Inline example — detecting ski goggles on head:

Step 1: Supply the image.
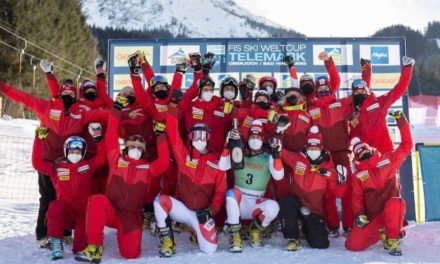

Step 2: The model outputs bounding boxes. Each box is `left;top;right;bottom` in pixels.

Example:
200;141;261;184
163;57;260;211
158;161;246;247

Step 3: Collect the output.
150;75;169;87
189;130;210;141
222;76;238;87
352;79;368;90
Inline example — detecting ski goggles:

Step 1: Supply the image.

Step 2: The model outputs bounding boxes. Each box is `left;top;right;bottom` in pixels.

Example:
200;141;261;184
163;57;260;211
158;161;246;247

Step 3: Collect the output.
66;140;85;151
150;75;169;87
189;130;210;141
222;76;238;87
352;79;368;90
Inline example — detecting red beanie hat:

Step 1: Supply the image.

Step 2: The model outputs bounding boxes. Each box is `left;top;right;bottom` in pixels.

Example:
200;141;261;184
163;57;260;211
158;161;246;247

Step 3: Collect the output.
249;120;265;141
306;125;323;148
351;137;372;160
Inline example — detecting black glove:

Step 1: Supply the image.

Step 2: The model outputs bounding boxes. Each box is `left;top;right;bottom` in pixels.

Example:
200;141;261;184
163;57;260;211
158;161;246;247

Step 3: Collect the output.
170;89;184;105
35;127;49;139
318;168;329;176
113;95;129;110
389;110;403;120
271;90;285;106
95;58;106;77
355;214;370;228
153;121;166;135
282;55;295;68
175;60;189;74
196;208;213;224
269;138;282;159
202;52;216;74
88;123;102;143
360;58;371;68
127;52;142;75
188;52;202;71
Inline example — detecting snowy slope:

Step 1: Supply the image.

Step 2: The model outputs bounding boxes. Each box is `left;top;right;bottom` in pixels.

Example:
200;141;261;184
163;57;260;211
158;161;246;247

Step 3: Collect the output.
80;0;302;37
1;199;440;263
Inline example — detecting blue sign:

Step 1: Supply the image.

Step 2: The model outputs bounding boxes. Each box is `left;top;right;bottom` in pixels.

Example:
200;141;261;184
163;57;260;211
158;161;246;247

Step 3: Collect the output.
371;46;389;64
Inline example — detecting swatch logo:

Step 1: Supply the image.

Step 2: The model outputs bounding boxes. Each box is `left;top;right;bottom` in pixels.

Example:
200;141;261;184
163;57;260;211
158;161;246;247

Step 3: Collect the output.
371;46;389;64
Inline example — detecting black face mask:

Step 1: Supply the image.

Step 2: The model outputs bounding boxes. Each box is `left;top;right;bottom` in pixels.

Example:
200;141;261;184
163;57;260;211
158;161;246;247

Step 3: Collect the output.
256;101;270;110
316;89;332;98
353;94;368;107
286;95;298;105
61;94;75;110
126;95;136;105
301;84;314;95
84;92;97;101
154;90;169;100
359;151;373;161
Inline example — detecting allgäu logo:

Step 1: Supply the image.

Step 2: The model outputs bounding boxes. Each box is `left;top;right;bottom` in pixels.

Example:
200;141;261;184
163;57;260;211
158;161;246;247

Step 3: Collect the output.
371;46;389;64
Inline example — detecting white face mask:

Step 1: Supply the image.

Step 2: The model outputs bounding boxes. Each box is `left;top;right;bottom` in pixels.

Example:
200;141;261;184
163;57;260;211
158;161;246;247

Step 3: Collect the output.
67;153;82;164
128;148;142;160
307;149;321;160
201;91;214;102
223;91;235;100
264;86;273;96
248;139;263;151
192;140;207;152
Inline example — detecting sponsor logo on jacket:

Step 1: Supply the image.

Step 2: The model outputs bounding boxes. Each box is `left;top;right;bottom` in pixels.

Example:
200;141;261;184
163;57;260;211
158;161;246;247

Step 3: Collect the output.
192;107;204;120
309;108;321;119
298;114;310;123
356;170;369;182
329;102;342;109
185;156;198;169
49;109;62;121
377;159;391;169
155;104;168;113
56;168;70;181
117;158;129;168
295;162;307;176
366;102;380;112
78;165;90;174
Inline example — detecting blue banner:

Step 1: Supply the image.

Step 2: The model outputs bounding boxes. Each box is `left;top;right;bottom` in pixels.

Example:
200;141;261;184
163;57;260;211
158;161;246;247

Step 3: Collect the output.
419;145;440;221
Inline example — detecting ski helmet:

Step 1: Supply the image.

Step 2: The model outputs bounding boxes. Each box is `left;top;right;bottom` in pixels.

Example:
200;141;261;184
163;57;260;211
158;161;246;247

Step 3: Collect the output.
63;136;87;159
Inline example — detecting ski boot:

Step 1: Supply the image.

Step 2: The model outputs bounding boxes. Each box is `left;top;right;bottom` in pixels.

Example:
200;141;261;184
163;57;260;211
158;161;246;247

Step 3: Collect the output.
328;228;339;238
228;224;243;253
158;227;176;257
38;236;51;249
385;238;402;256
249;220;263;248
286;238;300;251
49;237;63;260
75;244;103;263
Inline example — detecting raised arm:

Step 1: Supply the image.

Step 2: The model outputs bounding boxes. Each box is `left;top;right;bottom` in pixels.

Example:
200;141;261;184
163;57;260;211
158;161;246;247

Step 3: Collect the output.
130;73;149;108
381;63;413;109
105;108;122;163
0;81;48;116
45;73;61;98
149;134;170;177
141;62;155;89
324;57;341;94
389;113;413;169
96;75;114;108
165;109;188;165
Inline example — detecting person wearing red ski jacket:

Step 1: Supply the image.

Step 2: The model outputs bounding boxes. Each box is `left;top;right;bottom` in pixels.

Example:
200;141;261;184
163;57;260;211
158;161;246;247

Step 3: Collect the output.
306;69;354;235
286;52;340;104
32;134;106;256
346;112;412;256
75;105;169;262
272;87;312;199
153;108;227;257
0;80;108;162
349;56;414;154
279;126;337;250
236;89;278;143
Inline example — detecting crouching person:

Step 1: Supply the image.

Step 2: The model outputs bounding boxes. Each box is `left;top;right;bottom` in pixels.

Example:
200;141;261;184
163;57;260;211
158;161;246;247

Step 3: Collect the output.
219;120;284;252
75;97;169;263
279;126;337;251
345;111;412;256
32;129;106;260
154;108;227;257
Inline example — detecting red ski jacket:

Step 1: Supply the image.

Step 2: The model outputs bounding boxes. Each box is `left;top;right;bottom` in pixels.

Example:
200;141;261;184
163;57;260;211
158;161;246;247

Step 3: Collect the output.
281;150;337;216
352;116;412;220
166;111;227;215
32;136;107;216
349;65;413;154
0;82;108;161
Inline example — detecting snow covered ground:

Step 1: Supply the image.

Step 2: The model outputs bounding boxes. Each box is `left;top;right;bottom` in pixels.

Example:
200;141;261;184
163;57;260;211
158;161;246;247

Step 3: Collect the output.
1;116;440;263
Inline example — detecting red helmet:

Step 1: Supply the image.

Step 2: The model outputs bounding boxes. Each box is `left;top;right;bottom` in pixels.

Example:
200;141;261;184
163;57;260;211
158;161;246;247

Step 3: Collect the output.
258;76;277;90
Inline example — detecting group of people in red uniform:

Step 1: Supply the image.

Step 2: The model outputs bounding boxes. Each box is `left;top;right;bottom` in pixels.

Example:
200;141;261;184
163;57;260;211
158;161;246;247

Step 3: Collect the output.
0;50;414;262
